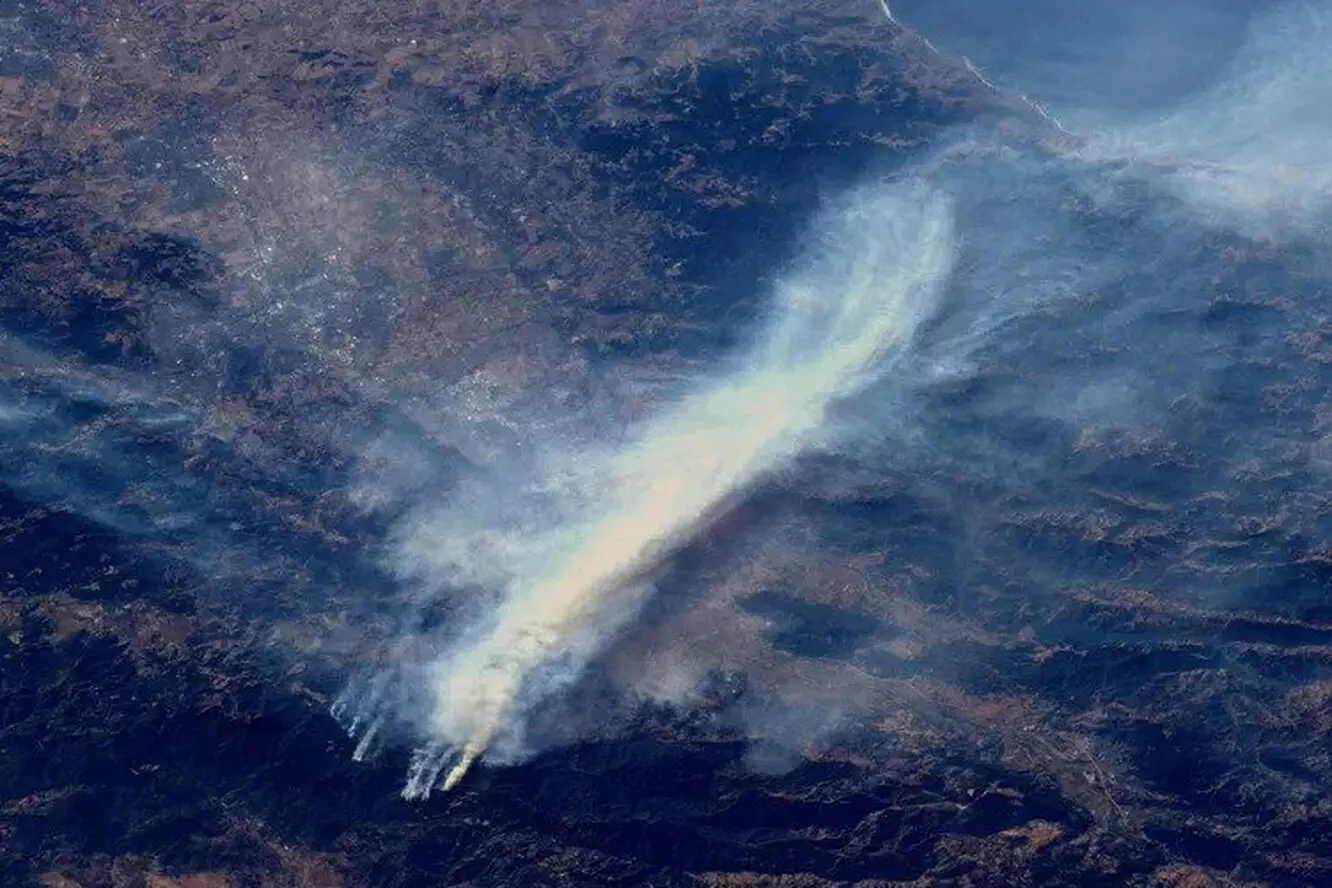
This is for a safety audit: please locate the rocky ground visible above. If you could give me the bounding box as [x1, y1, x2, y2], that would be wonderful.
[2, 1, 1331, 886]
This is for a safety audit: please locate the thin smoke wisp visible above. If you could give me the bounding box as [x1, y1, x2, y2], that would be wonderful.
[335, 181, 956, 798]
[1079, 0, 1332, 239]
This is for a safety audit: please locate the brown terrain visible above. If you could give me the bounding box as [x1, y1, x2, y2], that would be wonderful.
[2, 0, 1331, 886]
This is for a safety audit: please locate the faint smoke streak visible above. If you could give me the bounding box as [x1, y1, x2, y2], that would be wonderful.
[886, 0, 1332, 238]
[1079, 1, 1332, 239]
[334, 180, 957, 798]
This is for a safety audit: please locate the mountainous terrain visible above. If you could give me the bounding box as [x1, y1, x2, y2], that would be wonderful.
[2, 1, 1330, 886]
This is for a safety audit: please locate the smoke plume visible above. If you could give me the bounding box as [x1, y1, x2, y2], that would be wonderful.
[331, 1, 1332, 798]
[334, 181, 957, 797]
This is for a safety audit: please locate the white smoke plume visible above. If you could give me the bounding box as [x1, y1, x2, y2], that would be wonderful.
[335, 180, 957, 798]
[327, 0, 1332, 803]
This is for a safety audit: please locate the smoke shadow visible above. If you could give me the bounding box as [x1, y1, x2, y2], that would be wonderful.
[737, 589, 896, 661]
